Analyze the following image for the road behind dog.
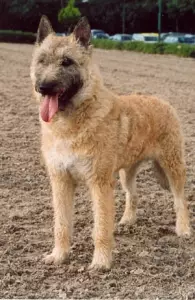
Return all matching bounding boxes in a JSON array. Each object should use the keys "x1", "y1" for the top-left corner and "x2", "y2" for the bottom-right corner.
[{"x1": 30, "y1": 16, "x2": 190, "y2": 270}]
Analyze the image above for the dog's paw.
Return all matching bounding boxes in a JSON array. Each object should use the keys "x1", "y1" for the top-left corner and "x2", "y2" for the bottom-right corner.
[
  {"x1": 89, "y1": 260, "x2": 111, "y2": 271},
  {"x1": 44, "y1": 248, "x2": 69, "y2": 265},
  {"x1": 119, "y1": 214, "x2": 136, "y2": 226},
  {"x1": 89, "y1": 249, "x2": 112, "y2": 270},
  {"x1": 176, "y1": 222, "x2": 191, "y2": 237}
]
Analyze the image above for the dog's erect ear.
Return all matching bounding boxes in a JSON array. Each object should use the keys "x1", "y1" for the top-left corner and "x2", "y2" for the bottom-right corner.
[
  {"x1": 73, "y1": 17, "x2": 91, "y2": 48},
  {"x1": 36, "y1": 15, "x2": 54, "y2": 44}
]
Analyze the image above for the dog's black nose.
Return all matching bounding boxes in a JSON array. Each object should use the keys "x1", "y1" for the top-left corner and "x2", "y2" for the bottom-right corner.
[{"x1": 38, "y1": 82, "x2": 57, "y2": 95}]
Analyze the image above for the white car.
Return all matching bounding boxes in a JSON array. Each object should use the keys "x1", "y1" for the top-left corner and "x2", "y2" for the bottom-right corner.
[
  {"x1": 163, "y1": 35, "x2": 185, "y2": 44},
  {"x1": 91, "y1": 29, "x2": 109, "y2": 39},
  {"x1": 110, "y1": 34, "x2": 132, "y2": 42},
  {"x1": 132, "y1": 33, "x2": 158, "y2": 43}
]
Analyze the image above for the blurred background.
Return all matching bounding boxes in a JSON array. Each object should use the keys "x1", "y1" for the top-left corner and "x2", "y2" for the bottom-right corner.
[
  {"x1": 1, "y1": 0, "x2": 195, "y2": 34},
  {"x1": 1, "y1": 0, "x2": 195, "y2": 45}
]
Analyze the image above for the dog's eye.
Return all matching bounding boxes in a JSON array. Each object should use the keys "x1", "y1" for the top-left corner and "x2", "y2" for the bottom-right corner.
[
  {"x1": 62, "y1": 58, "x2": 73, "y2": 67},
  {"x1": 38, "y1": 58, "x2": 44, "y2": 64}
]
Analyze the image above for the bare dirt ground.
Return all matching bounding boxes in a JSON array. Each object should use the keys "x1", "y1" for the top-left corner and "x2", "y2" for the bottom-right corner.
[{"x1": 0, "y1": 43, "x2": 195, "y2": 299}]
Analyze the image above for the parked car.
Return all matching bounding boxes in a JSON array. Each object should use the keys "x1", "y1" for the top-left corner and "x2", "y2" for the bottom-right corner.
[
  {"x1": 162, "y1": 33, "x2": 195, "y2": 44},
  {"x1": 160, "y1": 33, "x2": 169, "y2": 40},
  {"x1": 91, "y1": 29, "x2": 105, "y2": 36},
  {"x1": 110, "y1": 34, "x2": 132, "y2": 42},
  {"x1": 163, "y1": 35, "x2": 181, "y2": 43},
  {"x1": 184, "y1": 34, "x2": 195, "y2": 44},
  {"x1": 132, "y1": 33, "x2": 158, "y2": 43},
  {"x1": 163, "y1": 35, "x2": 194, "y2": 44},
  {"x1": 93, "y1": 32, "x2": 109, "y2": 39},
  {"x1": 91, "y1": 29, "x2": 109, "y2": 39}
]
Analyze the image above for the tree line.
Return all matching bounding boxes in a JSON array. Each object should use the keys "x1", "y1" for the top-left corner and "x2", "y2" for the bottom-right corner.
[{"x1": 1, "y1": 0, "x2": 195, "y2": 34}]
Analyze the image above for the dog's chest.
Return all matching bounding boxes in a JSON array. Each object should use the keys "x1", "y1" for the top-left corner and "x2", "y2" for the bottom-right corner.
[{"x1": 44, "y1": 139, "x2": 91, "y2": 180}]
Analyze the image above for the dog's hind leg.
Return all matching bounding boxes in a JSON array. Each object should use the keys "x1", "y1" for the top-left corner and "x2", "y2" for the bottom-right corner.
[
  {"x1": 119, "y1": 166, "x2": 139, "y2": 225},
  {"x1": 156, "y1": 138, "x2": 190, "y2": 237},
  {"x1": 153, "y1": 160, "x2": 170, "y2": 191}
]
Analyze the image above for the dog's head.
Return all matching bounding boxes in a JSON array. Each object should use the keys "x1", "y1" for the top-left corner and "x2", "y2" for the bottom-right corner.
[{"x1": 30, "y1": 16, "x2": 97, "y2": 123}]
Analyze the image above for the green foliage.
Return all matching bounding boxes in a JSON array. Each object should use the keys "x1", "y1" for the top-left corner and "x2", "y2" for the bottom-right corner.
[
  {"x1": 163, "y1": 42, "x2": 195, "y2": 57},
  {"x1": 58, "y1": 0, "x2": 81, "y2": 29},
  {"x1": 92, "y1": 39, "x2": 195, "y2": 58},
  {"x1": 0, "y1": 30, "x2": 35, "y2": 44}
]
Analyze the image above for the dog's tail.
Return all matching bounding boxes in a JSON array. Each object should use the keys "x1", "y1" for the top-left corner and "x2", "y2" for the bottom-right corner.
[{"x1": 153, "y1": 161, "x2": 170, "y2": 191}]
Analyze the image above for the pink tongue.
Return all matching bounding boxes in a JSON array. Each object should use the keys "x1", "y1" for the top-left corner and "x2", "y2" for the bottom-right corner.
[{"x1": 40, "y1": 95, "x2": 58, "y2": 122}]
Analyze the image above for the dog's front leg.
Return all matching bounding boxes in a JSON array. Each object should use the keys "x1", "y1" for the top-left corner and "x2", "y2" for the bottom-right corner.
[
  {"x1": 44, "y1": 170, "x2": 75, "y2": 265},
  {"x1": 89, "y1": 181, "x2": 115, "y2": 270}
]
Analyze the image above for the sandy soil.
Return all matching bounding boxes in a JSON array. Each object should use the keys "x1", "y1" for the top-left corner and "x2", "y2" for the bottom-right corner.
[{"x1": 0, "y1": 43, "x2": 195, "y2": 299}]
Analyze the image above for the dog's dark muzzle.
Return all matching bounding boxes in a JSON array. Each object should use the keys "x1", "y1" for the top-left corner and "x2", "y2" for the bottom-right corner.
[{"x1": 37, "y1": 81, "x2": 58, "y2": 95}]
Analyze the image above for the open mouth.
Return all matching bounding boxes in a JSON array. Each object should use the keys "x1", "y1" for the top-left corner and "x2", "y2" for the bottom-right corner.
[
  {"x1": 39, "y1": 78, "x2": 83, "y2": 123},
  {"x1": 40, "y1": 90, "x2": 65, "y2": 123}
]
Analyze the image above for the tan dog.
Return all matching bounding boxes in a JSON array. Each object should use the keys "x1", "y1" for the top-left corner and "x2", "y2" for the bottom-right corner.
[{"x1": 30, "y1": 16, "x2": 190, "y2": 269}]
